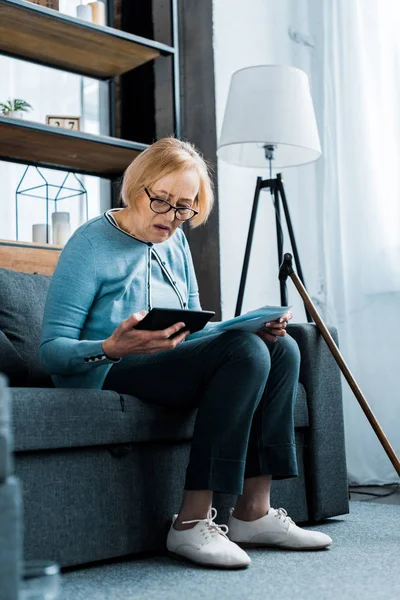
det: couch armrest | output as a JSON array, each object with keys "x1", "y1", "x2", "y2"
[
  {"x1": 0, "y1": 373, "x2": 13, "y2": 482},
  {"x1": 287, "y1": 323, "x2": 349, "y2": 521},
  {"x1": 0, "y1": 477, "x2": 22, "y2": 600},
  {"x1": 0, "y1": 374, "x2": 22, "y2": 599}
]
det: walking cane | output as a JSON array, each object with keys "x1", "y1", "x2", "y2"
[{"x1": 279, "y1": 253, "x2": 400, "y2": 477}]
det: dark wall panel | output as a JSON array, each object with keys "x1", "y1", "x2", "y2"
[
  {"x1": 120, "y1": 2, "x2": 156, "y2": 145},
  {"x1": 178, "y1": 0, "x2": 221, "y2": 318},
  {"x1": 120, "y1": 0, "x2": 221, "y2": 318}
]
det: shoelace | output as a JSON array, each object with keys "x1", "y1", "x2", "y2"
[
  {"x1": 181, "y1": 507, "x2": 229, "y2": 540},
  {"x1": 274, "y1": 507, "x2": 295, "y2": 524}
]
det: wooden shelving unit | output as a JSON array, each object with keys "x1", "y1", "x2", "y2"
[
  {"x1": 0, "y1": 116, "x2": 147, "y2": 178},
  {"x1": 0, "y1": 0, "x2": 180, "y2": 193},
  {"x1": 0, "y1": 239, "x2": 62, "y2": 275},
  {"x1": 0, "y1": 0, "x2": 174, "y2": 78}
]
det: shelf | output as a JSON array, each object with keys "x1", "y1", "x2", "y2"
[
  {"x1": 0, "y1": 0, "x2": 174, "y2": 79},
  {"x1": 0, "y1": 239, "x2": 62, "y2": 276},
  {"x1": 0, "y1": 239, "x2": 62, "y2": 250},
  {"x1": 0, "y1": 117, "x2": 148, "y2": 178}
]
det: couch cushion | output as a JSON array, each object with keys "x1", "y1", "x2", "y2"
[
  {"x1": 11, "y1": 384, "x2": 309, "y2": 452},
  {"x1": 0, "y1": 269, "x2": 53, "y2": 387}
]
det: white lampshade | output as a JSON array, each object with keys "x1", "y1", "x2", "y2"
[{"x1": 218, "y1": 65, "x2": 321, "y2": 168}]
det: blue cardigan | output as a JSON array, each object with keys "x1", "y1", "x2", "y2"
[{"x1": 39, "y1": 211, "x2": 206, "y2": 390}]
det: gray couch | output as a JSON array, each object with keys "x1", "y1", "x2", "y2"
[
  {"x1": 0, "y1": 266, "x2": 349, "y2": 569},
  {"x1": 0, "y1": 374, "x2": 22, "y2": 600}
]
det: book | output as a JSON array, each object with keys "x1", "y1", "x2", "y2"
[{"x1": 187, "y1": 305, "x2": 292, "y2": 340}]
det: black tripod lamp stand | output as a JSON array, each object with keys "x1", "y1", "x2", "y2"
[
  {"x1": 217, "y1": 65, "x2": 322, "y2": 321},
  {"x1": 236, "y1": 147, "x2": 312, "y2": 321}
]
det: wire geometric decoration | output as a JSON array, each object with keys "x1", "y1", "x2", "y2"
[{"x1": 15, "y1": 166, "x2": 88, "y2": 243}]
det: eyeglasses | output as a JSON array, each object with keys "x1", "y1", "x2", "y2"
[{"x1": 144, "y1": 188, "x2": 199, "y2": 221}]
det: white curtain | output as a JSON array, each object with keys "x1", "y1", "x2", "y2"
[{"x1": 315, "y1": 0, "x2": 400, "y2": 484}]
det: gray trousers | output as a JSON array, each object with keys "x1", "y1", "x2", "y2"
[{"x1": 103, "y1": 330, "x2": 300, "y2": 495}]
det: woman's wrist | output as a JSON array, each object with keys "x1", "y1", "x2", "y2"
[{"x1": 102, "y1": 338, "x2": 120, "y2": 360}]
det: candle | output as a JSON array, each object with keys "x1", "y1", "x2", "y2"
[
  {"x1": 51, "y1": 212, "x2": 70, "y2": 244},
  {"x1": 54, "y1": 222, "x2": 71, "y2": 246},
  {"x1": 88, "y1": 1, "x2": 106, "y2": 25},
  {"x1": 32, "y1": 224, "x2": 50, "y2": 244},
  {"x1": 76, "y1": 3, "x2": 92, "y2": 22}
]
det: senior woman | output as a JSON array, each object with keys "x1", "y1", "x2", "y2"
[{"x1": 39, "y1": 137, "x2": 332, "y2": 570}]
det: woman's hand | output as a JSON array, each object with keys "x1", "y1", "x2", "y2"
[
  {"x1": 256, "y1": 311, "x2": 293, "y2": 344},
  {"x1": 102, "y1": 310, "x2": 190, "y2": 359}
]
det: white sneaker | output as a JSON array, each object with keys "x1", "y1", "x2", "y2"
[
  {"x1": 166, "y1": 507, "x2": 251, "y2": 569},
  {"x1": 227, "y1": 507, "x2": 333, "y2": 550}
]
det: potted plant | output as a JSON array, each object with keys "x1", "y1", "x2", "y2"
[{"x1": 0, "y1": 98, "x2": 33, "y2": 119}]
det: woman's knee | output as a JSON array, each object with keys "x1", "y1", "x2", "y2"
[
  {"x1": 215, "y1": 330, "x2": 271, "y2": 372},
  {"x1": 277, "y1": 334, "x2": 301, "y2": 370}
]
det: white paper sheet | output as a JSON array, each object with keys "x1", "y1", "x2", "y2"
[{"x1": 187, "y1": 305, "x2": 292, "y2": 340}]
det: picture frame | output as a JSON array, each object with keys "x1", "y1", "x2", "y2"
[{"x1": 46, "y1": 116, "x2": 81, "y2": 131}]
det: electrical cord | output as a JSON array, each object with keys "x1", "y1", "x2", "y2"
[
  {"x1": 349, "y1": 483, "x2": 400, "y2": 499},
  {"x1": 268, "y1": 153, "x2": 290, "y2": 302},
  {"x1": 273, "y1": 193, "x2": 289, "y2": 301}
]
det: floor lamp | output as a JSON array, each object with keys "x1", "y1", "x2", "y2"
[{"x1": 217, "y1": 65, "x2": 322, "y2": 321}]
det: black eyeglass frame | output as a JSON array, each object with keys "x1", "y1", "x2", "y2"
[{"x1": 144, "y1": 188, "x2": 199, "y2": 221}]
